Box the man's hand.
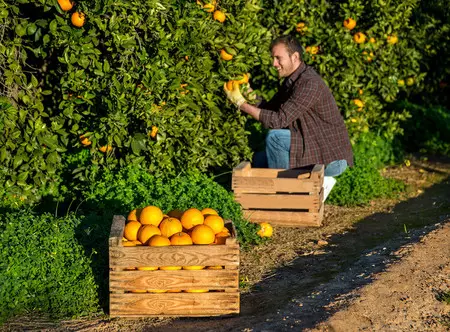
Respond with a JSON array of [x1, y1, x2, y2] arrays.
[[224, 81, 246, 108]]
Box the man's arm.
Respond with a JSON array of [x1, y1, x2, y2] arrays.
[[239, 103, 261, 121]]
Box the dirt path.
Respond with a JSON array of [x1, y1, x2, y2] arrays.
[[2, 158, 449, 332]]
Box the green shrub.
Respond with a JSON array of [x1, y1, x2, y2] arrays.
[[328, 133, 406, 206], [395, 101, 450, 156], [0, 211, 99, 324]]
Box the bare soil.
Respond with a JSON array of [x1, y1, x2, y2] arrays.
[[2, 157, 450, 332]]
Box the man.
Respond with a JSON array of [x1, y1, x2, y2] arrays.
[[224, 35, 353, 201]]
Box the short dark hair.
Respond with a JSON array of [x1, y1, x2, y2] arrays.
[[270, 35, 304, 60]]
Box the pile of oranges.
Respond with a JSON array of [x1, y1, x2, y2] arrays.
[[122, 205, 231, 247]]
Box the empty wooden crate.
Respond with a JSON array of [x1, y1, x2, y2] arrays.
[[109, 215, 240, 317], [232, 161, 324, 227]]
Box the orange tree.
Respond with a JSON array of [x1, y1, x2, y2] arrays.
[[0, 0, 272, 201]]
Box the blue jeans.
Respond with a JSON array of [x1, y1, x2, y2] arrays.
[[252, 129, 348, 176]]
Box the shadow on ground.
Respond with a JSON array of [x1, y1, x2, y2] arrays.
[[144, 174, 450, 332]]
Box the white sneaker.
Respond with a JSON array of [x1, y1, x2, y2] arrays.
[[323, 176, 337, 202]]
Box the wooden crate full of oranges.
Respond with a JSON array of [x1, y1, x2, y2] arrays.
[[109, 206, 240, 317]]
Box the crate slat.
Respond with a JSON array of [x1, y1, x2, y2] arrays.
[[234, 191, 322, 211], [110, 244, 239, 268], [243, 203, 324, 227], [110, 293, 239, 317], [109, 215, 126, 247], [233, 176, 321, 194], [110, 270, 238, 291]]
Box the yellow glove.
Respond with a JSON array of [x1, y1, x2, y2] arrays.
[[224, 81, 246, 107]]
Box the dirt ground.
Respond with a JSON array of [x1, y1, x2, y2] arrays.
[[2, 157, 450, 332]]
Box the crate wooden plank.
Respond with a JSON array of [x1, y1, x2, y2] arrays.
[[235, 191, 322, 210], [232, 176, 322, 194], [233, 161, 251, 176], [110, 270, 238, 291], [110, 244, 239, 268], [109, 215, 126, 247], [110, 292, 239, 317], [243, 203, 324, 227]]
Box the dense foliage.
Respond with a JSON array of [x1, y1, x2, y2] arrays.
[[0, 210, 99, 324]]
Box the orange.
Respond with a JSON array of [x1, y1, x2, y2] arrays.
[[71, 12, 85, 28], [257, 222, 273, 238], [369, 37, 376, 44], [397, 79, 405, 87], [203, 215, 224, 234], [148, 290, 167, 293], [137, 266, 158, 271], [220, 49, 233, 61], [191, 224, 215, 245], [387, 35, 398, 45], [353, 99, 364, 110], [123, 221, 142, 241], [170, 232, 193, 245], [132, 240, 143, 246], [99, 145, 112, 153], [159, 217, 183, 238], [214, 230, 230, 244], [203, 3, 214, 12], [137, 224, 161, 245], [127, 208, 142, 222], [296, 22, 308, 34], [160, 266, 182, 270], [131, 290, 147, 293], [182, 266, 205, 270], [343, 18, 356, 30], [206, 266, 223, 270], [184, 289, 209, 293], [236, 73, 249, 85], [181, 208, 204, 230], [225, 80, 235, 91], [122, 241, 136, 247], [305, 46, 319, 55], [148, 235, 171, 246], [213, 10, 225, 23], [406, 77, 414, 86], [201, 207, 219, 216], [167, 209, 184, 219], [140, 205, 164, 226], [353, 32, 366, 44], [57, 0, 73, 11], [220, 226, 230, 234], [79, 135, 92, 146]]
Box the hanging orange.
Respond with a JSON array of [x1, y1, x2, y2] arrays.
[[71, 12, 86, 28]]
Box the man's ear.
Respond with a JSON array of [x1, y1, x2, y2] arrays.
[[292, 51, 300, 63]]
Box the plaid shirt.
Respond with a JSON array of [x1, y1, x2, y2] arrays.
[[259, 62, 354, 169]]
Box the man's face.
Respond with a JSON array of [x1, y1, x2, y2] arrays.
[[271, 43, 299, 78]]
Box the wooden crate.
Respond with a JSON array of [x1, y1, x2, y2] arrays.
[[109, 215, 240, 317], [232, 161, 324, 227]]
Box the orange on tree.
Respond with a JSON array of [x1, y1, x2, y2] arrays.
[[257, 222, 273, 238], [150, 125, 158, 139], [170, 232, 193, 245], [220, 49, 233, 61], [305, 46, 319, 54], [137, 224, 161, 245], [190, 224, 215, 244], [181, 208, 204, 230], [203, 214, 224, 234], [123, 221, 142, 241], [127, 208, 142, 222], [343, 18, 356, 30], [140, 205, 164, 226], [213, 10, 225, 23], [369, 37, 376, 44], [57, 0, 74, 11], [358, 89, 364, 95], [296, 22, 308, 34], [353, 99, 364, 110], [159, 217, 183, 238], [148, 234, 171, 246], [99, 145, 112, 153], [353, 32, 366, 44], [406, 77, 415, 86], [71, 12, 85, 28], [201, 207, 218, 216], [397, 79, 405, 87], [236, 73, 249, 85], [387, 35, 398, 45], [80, 137, 91, 146], [203, 3, 214, 12]]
